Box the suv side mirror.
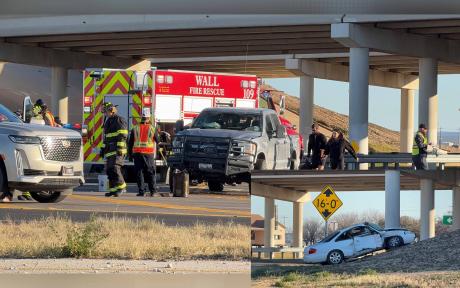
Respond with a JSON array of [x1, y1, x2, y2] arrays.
[[175, 120, 184, 132]]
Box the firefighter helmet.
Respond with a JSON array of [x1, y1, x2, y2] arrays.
[[102, 102, 118, 113]]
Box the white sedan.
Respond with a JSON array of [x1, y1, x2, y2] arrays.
[[303, 222, 416, 265]]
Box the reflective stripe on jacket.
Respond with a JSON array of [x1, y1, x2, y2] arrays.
[[412, 131, 428, 156], [132, 124, 155, 154]]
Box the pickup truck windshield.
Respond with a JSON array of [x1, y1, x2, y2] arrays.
[[0, 104, 22, 123], [192, 111, 262, 132]]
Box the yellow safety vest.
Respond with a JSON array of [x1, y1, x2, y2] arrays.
[[412, 132, 427, 156], [133, 124, 155, 154]]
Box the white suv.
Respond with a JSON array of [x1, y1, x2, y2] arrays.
[[0, 97, 84, 202]]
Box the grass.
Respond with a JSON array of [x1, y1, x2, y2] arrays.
[[253, 270, 460, 288], [0, 216, 250, 261]]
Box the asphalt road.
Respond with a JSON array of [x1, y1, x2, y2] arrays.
[[0, 183, 250, 226]]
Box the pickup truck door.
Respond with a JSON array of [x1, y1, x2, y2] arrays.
[[264, 114, 277, 169], [270, 114, 290, 169]]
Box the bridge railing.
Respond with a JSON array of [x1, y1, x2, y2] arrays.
[[341, 152, 460, 170], [251, 247, 304, 260]]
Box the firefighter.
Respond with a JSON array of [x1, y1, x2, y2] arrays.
[[100, 102, 129, 197], [412, 123, 431, 170], [128, 114, 160, 197]]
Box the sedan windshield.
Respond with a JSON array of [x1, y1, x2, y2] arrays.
[[319, 231, 340, 243], [368, 223, 383, 231], [0, 104, 22, 123], [192, 111, 262, 132]]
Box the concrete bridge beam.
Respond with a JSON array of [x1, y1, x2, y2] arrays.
[[418, 58, 438, 146], [299, 75, 314, 150], [453, 187, 460, 231], [385, 170, 401, 229], [349, 47, 369, 169], [420, 178, 435, 240], [292, 202, 303, 258], [400, 89, 415, 153], [264, 197, 275, 258], [50, 66, 68, 123]]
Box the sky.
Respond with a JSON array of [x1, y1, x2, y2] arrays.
[[252, 75, 458, 231]]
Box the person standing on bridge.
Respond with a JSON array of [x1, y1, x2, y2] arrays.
[[100, 102, 129, 197], [325, 130, 357, 170], [412, 123, 431, 170], [307, 123, 327, 170], [128, 114, 160, 197]]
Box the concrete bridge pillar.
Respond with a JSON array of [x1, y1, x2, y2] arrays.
[[418, 58, 438, 146], [51, 66, 68, 124], [420, 178, 435, 240], [292, 202, 304, 258], [400, 89, 415, 153], [299, 75, 314, 151], [453, 187, 460, 230], [385, 170, 400, 229], [264, 197, 275, 258], [349, 47, 369, 170]]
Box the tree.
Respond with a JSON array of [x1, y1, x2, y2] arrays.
[[303, 219, 322, 246]]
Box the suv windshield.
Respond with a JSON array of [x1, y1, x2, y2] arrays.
[[0, 104, 22, 123], [192, 111, 262, 132]]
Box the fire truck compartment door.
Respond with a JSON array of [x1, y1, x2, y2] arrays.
[[183, 96, 213, 112], [156, 94, 182, 122], [236, 99, 256, 108]]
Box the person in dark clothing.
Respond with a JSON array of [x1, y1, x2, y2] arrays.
[[412, 123, 430, 170], [325, 130, 358, 170], [307, 123, 327, 170], [100, 102, 128, 197], [128, 115, 160, 197]]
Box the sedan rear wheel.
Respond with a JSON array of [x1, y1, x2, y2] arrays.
[[327, 250, 344, 265], [387, 236, 402, 249]]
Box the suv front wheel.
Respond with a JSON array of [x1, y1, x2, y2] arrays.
[[30, 191, 68, 203]]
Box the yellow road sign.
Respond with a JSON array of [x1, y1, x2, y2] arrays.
[[313, 186, 343, 221]]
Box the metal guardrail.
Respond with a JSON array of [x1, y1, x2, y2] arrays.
[[341, 152, 460, 170], [251, 247, 304, 260]]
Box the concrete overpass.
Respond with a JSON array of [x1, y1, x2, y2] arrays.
[[2, 14, 460, 251]]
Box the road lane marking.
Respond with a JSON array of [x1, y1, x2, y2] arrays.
[[0, 203, 250, 219], [68, 194, 250, 216]]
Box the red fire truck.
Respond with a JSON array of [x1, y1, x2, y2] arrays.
[[82, 69, 259, 175]]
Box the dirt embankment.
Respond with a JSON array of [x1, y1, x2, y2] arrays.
[[260, 84, 400, 152], [334, 229, 460, 273]]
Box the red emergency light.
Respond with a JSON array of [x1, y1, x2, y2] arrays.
[[84, 96, 92, 105], [143, 96, 152, 106]]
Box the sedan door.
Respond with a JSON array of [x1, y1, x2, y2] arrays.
[[351, 227, 379, 255]]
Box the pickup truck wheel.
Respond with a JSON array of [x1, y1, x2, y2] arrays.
[[255, 158, 267, 170], [30, 191, 68, 203], [208, 181, 224, 192]]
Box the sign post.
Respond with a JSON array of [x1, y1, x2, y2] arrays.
[[313, 186, 343, 236]]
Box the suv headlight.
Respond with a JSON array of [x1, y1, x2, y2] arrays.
[[9, 135, 41, 144]]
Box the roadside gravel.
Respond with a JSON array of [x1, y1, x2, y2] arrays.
[[0, 259, 250, 274]]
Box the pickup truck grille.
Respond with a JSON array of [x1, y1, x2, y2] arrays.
[[184, 136, 230, 158], [40, 137, 81, 162]]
